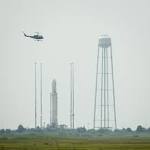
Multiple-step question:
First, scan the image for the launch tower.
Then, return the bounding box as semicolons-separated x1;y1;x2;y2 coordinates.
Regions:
50;79;58;127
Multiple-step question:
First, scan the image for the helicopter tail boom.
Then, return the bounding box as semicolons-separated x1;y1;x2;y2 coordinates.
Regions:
23;32;30;37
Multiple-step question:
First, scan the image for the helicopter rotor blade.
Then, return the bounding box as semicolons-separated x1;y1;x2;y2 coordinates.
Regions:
35;32;39;35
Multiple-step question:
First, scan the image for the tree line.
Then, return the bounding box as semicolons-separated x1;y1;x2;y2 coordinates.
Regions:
0;124;150;136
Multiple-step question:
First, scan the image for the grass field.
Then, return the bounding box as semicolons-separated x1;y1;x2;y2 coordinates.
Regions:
0;134;150;150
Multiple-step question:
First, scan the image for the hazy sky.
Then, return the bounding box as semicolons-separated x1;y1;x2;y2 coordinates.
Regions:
0;0;150;129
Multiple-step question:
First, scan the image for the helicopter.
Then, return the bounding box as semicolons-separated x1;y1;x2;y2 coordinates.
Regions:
23;32;44;41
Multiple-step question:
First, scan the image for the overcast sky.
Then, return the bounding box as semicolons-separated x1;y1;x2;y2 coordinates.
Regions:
0;0;150;129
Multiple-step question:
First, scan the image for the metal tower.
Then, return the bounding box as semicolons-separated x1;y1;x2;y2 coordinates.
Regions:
50;79;58;127
34;62;37;128
93;35;117;129
70;63;74;128
49;92;52;125
40;63;43;128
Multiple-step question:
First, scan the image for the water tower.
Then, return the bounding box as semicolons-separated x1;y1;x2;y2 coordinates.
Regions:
93;35;117;129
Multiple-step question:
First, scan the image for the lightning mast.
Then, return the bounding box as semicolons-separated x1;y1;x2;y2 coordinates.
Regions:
34;62;37;128
70;63;74;128
40;63;43;128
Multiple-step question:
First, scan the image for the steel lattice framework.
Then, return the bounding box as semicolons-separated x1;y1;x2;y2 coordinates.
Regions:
93;35;117;129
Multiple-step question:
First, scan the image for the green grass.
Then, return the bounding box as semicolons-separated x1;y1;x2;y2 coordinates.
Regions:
0;135;150;150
